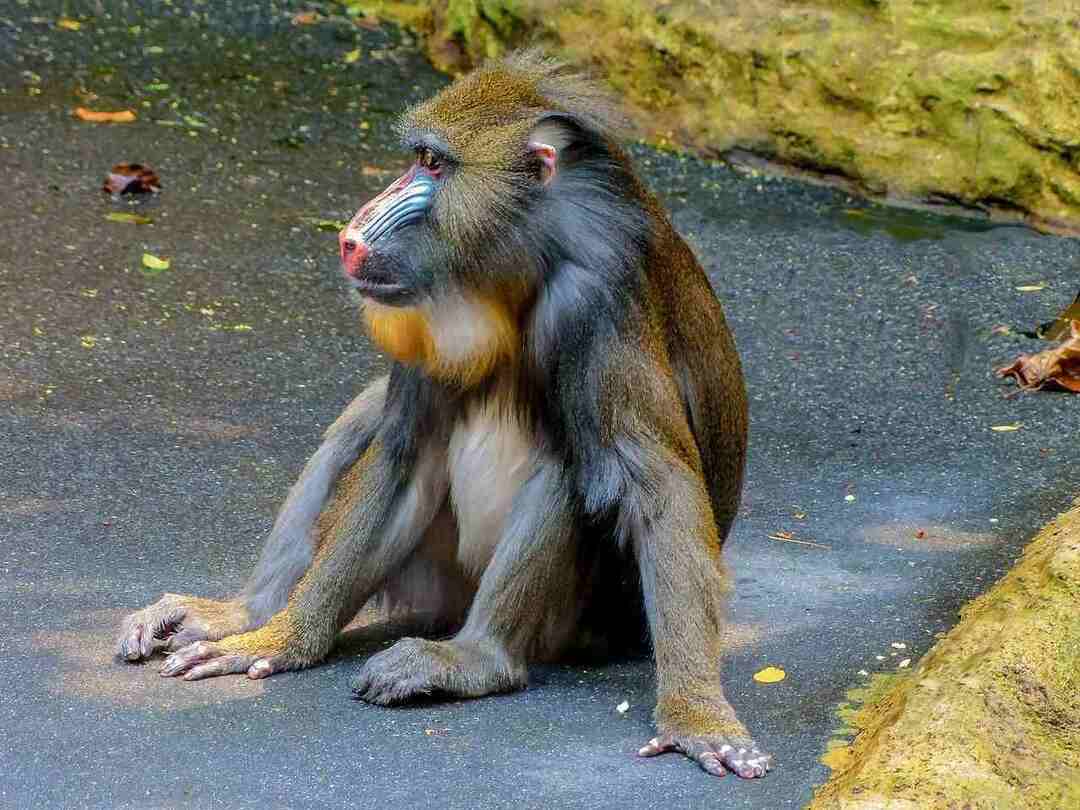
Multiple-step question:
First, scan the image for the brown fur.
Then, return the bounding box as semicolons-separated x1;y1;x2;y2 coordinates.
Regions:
116;51;765;780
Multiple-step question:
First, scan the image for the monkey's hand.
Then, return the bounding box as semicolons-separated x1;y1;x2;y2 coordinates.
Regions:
158;613;309;681
639;697;772;779
116;594;249;662
349;637;526;705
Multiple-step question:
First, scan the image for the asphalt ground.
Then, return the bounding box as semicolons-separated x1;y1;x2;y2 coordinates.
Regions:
1;3;1078;808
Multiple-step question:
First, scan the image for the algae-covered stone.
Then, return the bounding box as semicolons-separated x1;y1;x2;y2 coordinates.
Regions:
808;505;1080;810
357;0;1080;233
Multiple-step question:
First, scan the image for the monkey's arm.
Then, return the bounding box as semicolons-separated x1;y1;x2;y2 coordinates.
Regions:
115;377;387;661
158;435;449;680
630;446;770;779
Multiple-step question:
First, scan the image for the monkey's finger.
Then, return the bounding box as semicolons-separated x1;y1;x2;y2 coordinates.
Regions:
637;736;677;757
160;641;218;677
116;623;146;661
247;654;296;680
717;744;771;779
695;751;729;778
183;655;256;681
164;626;210;652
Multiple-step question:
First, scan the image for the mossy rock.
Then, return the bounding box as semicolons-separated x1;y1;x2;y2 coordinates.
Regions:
809;504;1080;810
353;0;1080;234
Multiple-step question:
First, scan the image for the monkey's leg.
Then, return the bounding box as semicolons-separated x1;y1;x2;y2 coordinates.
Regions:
632;452;771;779
116;379;387;662
157;439;449;681
350;463;577;704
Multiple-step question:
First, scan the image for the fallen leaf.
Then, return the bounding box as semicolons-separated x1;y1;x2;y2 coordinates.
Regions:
1016;282;1047;292
292;11;322;25
80;335;97;348
753;666;786;684
103;162;161;194
343;49;361;64
990;423;1022;432
105;213;153;225
354;16;382;31
1037;292;1080;342
615;700;629;714
75;107;136;123
142;253;170;272
57;18;82;31
996;321;1080;394
300;216;346;233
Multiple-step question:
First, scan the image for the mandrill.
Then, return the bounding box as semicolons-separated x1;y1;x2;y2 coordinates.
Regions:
116;51;769;779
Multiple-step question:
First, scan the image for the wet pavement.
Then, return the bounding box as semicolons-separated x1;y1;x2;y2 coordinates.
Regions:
1;3;1078;809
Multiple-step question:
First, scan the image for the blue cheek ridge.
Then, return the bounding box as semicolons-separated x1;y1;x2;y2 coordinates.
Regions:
359;173;437;245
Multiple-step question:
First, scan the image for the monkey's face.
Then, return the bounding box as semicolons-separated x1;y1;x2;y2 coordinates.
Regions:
338;147;447;307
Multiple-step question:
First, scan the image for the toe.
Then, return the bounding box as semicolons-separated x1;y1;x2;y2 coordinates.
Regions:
160;642;214;677
697;751;729;777
117;625;143;661
183;656;252;681
637;736;675;757
719;745;771;779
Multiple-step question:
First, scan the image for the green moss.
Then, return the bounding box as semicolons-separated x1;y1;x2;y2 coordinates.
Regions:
370;0;1080;233
809;506;1080;810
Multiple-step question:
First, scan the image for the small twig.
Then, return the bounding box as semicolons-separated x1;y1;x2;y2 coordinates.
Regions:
767;533;831;550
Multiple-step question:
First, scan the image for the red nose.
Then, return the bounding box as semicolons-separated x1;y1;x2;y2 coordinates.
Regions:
339;233;371;279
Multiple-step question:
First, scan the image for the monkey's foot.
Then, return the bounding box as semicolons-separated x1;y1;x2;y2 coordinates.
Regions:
638;731;772;779
350;637;525;705
116;594;249;662
159;618;304;681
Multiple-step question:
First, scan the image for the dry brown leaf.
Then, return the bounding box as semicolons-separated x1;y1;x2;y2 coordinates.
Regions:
995;320;1080;394
292;11;322;25
75;107;135;123
1040;293;1080;342
103;162;161;194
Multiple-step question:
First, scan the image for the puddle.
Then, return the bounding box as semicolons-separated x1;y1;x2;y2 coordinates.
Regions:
835;204;1000;242
861;522;999;551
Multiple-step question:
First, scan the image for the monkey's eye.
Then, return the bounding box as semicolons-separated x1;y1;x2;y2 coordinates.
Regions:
416;147;442;174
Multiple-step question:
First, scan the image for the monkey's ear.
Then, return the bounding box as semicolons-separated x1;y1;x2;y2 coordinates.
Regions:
527;140;558;185
528;113;594;186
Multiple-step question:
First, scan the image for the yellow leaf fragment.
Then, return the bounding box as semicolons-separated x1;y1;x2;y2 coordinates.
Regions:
142;253;170;271
105;212;152;225
343;49;361;64
80;335;97;348
990;423;1021;432
753;666;786;684
1016;282;1047;292
57;18;82;31
75;107;136;123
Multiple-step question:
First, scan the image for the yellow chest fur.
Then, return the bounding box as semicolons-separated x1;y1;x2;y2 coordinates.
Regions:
362;295;519;386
